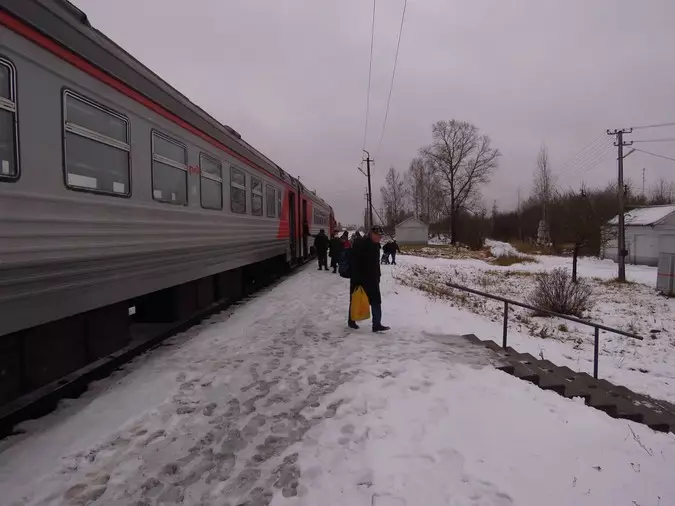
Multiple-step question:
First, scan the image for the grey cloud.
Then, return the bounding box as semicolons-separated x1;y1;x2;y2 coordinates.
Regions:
73;0;675;223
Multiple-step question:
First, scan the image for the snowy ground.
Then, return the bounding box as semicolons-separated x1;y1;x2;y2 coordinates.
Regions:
395;245;675;405
1;264;675;505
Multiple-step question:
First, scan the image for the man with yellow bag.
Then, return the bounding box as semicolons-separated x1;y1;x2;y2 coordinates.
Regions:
348;225;390;332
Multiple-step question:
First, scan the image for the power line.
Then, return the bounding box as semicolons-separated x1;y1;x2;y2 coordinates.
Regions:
633;148;675;164
628;121;675;131
632;138;675;143
361;0;377;155
554;133;612;178
375;0;408;159
556;136;615;180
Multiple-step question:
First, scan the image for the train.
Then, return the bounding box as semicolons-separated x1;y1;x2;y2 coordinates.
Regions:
0;0;336;407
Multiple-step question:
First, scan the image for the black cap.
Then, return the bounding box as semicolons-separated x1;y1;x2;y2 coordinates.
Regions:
371;225;384;234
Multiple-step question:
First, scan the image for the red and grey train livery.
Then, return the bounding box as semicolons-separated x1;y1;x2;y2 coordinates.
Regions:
0;0;336;406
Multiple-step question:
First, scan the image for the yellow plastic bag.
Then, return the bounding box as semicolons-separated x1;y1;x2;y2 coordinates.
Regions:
350;286;370;322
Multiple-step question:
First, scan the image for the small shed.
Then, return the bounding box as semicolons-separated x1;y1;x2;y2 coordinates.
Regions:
602;205;675;266
395;217;429;245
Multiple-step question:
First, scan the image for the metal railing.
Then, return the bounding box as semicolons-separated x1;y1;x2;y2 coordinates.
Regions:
444;281;643;379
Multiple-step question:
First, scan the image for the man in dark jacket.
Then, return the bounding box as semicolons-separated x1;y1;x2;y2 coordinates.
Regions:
313;229;329;271
348;225;390;332
389;239;401;265
329;232;344;273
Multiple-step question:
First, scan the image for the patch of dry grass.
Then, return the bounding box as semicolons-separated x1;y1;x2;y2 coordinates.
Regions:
510;240;557;256
400;243;489;260
491;254;537;266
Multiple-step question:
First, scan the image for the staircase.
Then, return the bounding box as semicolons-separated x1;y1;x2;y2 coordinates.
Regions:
462;334;675;433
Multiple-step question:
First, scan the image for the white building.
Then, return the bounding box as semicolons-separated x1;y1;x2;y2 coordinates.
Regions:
602;205;675;266
395;217;429;245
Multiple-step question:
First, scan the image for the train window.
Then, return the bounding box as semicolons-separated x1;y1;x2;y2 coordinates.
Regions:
199;153;222;210
63;92;130;195
251;177;263;216
151;131;188;204
0;58;18;180
230;167;246;214
266;184;276;218
277;190;282;217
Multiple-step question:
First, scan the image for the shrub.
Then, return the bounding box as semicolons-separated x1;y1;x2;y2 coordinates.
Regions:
529;268;592;317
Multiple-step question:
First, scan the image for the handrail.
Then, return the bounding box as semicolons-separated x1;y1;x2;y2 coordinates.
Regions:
443;280;643;379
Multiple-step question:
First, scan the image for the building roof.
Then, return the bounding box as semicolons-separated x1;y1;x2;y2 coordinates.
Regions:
607;205;675;226
395;217;428;228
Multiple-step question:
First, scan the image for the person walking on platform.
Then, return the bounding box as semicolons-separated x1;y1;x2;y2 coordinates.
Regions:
349;225;390;332
314;229;329;271
389;239;401;265
329;231;344;273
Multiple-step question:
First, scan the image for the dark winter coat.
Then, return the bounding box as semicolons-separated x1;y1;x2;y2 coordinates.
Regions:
329;237;343;258
351;237;381;287
313;232;329;254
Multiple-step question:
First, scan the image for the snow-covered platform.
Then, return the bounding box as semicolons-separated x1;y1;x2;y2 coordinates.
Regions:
1;266;674;506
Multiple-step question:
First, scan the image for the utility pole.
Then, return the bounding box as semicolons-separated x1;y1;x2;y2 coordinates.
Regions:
642;168;646;199
358;150;374;231
607;128;633;282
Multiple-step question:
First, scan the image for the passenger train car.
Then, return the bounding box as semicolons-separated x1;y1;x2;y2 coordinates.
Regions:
0;0;335;406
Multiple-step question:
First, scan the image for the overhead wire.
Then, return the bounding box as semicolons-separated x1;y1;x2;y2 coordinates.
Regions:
554;134;614;180
628;121;675;131
361;0;377;156
633;148;675;164
375;0;408;160
631;138;675;143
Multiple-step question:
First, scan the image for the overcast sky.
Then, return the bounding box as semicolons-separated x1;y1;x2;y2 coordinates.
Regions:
72;0;675;225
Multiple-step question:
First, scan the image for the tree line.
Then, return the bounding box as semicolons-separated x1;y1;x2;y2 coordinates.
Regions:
381;122;675;254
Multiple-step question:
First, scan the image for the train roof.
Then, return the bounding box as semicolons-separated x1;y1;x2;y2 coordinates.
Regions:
3;0;325;198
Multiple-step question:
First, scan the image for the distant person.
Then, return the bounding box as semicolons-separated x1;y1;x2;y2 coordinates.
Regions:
349;225;390;332
329;231;344;273
389;239;401;265
313;229;329;271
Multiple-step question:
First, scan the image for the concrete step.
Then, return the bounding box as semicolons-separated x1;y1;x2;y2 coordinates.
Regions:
512;364;541;385
537;372;568;395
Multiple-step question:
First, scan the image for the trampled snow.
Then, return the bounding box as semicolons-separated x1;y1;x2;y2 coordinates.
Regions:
1;261;674;505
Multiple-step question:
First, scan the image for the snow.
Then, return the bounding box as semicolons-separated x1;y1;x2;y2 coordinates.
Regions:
485;238;524;258
607;204;675;226
395;244;675;404
1;262;674;505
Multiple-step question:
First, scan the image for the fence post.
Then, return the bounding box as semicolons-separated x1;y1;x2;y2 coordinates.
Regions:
502;301;509;349
593;327;599;379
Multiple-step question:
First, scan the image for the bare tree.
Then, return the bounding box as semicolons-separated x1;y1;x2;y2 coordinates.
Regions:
406;157;443;223
649;178;675;205
533;144;555;204
420;120;500;244
380;167;406;228
532;144;555;244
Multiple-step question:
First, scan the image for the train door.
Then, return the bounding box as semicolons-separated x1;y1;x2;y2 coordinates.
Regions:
288;191;297;262
302;199;309;259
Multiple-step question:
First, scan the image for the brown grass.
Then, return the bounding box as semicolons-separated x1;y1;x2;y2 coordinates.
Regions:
492;254;537;266
510;240;557;256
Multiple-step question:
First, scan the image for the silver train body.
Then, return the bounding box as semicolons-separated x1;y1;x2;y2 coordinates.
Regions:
0;0;335;338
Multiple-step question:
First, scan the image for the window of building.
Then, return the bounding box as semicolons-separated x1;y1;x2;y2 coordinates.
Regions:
200;153;222;210
230;167;247;213
266;184;276;218
251;177;263;216
63;91;130;194
151;131;187;204
0;58;18;180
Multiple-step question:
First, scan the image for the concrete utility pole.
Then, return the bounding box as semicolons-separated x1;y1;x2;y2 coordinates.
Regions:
642;168;646;198
358;150;374;231
607;128;633;282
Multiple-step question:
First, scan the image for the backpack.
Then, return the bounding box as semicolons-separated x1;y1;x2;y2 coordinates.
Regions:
338;248;352;278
